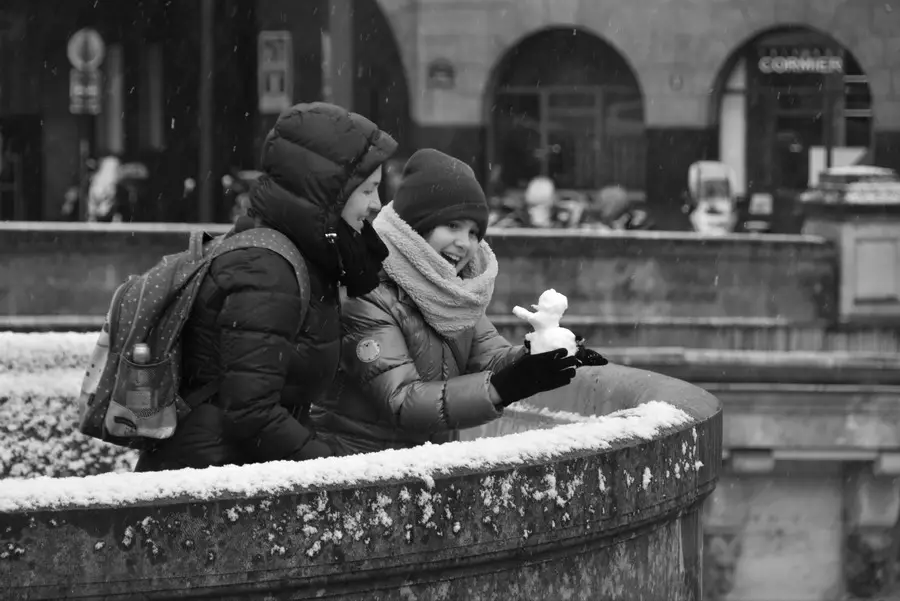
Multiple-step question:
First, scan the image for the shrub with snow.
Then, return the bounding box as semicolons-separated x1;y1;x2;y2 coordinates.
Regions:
0;333;696;487
0;368;137;478
0;332;94;371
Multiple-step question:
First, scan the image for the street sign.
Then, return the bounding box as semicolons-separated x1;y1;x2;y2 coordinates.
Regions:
69;68;102;115
258;31;293;114
67;28;105;71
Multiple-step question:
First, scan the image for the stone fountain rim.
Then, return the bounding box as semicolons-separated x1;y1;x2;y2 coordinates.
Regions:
0;400;717;515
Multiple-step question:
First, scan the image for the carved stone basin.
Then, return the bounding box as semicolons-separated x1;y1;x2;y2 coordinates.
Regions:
0;364;722;600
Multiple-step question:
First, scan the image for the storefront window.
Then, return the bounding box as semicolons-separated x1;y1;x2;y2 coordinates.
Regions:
741;28;873;192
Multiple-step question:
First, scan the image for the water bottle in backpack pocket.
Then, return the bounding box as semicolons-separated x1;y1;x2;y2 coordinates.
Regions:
103;343;181;440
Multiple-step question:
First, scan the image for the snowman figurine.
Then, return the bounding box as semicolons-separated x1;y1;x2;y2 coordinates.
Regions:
513;289;577;356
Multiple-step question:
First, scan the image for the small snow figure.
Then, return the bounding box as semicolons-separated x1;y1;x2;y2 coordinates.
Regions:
513;289;577;356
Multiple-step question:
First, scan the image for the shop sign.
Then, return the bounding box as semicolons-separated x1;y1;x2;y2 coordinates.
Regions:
67;28;105;71
258;31;293;114
758;53;843;75
69;68;101;115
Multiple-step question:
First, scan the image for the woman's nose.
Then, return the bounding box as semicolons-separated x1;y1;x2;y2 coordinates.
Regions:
367;194;382;211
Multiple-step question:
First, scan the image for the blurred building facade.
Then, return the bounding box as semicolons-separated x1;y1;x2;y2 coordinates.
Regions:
0;0;898;226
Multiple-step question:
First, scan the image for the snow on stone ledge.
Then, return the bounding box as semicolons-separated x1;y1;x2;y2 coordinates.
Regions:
0;401;692;514
508;402;596;424
0;331;96;370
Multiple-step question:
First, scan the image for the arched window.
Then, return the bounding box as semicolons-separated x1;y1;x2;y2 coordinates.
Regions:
487;29;645;195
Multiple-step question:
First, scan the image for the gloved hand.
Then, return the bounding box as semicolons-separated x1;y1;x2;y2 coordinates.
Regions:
575;335;609;366
490;348;578;408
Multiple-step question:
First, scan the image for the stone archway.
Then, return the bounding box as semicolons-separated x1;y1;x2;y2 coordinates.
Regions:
712;25;875;198
484;27;645;195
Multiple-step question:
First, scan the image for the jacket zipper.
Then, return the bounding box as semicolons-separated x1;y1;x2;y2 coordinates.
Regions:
326;228;344;382
325;228;345;278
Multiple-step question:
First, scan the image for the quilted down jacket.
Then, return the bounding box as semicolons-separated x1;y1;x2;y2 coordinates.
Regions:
310;278;526;456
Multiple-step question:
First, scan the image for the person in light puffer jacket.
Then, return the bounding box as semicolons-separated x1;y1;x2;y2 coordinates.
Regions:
311;149;605;456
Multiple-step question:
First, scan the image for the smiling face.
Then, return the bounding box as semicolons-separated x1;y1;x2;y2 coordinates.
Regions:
341;166;383;231
425;218;480;274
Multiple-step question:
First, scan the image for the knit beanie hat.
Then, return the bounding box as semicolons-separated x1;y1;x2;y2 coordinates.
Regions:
392;149;489;240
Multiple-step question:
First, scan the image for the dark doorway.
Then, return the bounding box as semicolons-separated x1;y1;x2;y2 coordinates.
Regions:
0;116;43;221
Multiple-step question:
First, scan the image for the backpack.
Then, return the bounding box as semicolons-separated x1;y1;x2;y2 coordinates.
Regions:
76;227;310;449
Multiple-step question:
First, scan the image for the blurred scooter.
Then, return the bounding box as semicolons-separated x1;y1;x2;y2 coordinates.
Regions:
684;161;738;235
62;155;148;222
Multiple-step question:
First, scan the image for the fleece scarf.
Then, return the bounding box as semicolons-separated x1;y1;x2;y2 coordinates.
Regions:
372;202;498;335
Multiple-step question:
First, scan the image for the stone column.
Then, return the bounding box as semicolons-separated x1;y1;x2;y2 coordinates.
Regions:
701;477;750;601
843;462;900;598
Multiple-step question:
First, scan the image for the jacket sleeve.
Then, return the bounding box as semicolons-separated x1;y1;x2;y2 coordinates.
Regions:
341;288;502;433
466;314;527;373
210;248;325;463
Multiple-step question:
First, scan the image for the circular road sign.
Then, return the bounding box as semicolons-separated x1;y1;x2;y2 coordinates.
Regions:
67;28;106;71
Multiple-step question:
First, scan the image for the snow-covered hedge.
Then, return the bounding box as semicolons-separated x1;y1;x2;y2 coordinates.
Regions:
0;332;698;487
0;331;95;371
0;368;138;478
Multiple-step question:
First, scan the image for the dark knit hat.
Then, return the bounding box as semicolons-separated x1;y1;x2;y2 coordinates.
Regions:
392;149;489;240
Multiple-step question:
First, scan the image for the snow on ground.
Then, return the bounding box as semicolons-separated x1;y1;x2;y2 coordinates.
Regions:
0;400;692;513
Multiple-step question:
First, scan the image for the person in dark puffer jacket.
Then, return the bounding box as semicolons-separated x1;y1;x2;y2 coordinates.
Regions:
134;102;398;472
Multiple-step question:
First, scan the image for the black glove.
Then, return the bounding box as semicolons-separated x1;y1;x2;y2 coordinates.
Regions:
490;348;578;407
575;335;609;366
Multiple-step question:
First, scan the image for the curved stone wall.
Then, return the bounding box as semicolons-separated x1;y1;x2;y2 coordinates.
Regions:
1;349;721;599
0;222;833;326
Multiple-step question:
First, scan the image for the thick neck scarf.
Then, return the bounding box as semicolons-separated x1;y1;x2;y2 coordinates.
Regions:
373;202;498;335
333;218;389;298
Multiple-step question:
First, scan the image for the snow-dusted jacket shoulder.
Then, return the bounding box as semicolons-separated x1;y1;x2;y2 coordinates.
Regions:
311;278;525;456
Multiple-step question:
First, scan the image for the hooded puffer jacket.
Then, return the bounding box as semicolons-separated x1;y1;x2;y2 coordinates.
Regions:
310;278;526;456
135;103;397;472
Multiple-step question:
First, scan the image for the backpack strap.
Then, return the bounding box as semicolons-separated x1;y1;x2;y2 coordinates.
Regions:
182;379;220;410
207;228;311;326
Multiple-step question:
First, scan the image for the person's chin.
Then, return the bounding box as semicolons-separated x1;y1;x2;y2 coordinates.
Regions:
340;217;365;232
